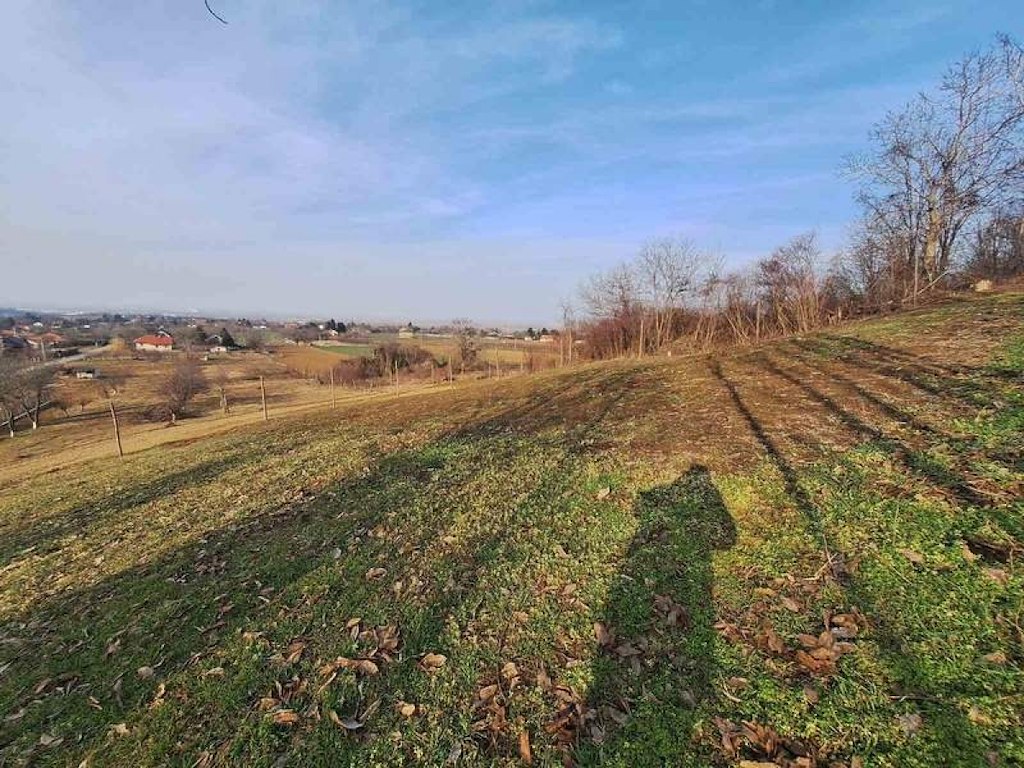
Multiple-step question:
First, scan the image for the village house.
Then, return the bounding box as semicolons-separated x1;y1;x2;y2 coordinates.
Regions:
134;332;174;352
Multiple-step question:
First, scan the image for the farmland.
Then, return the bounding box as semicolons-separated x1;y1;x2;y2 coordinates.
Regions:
0;293;1022;767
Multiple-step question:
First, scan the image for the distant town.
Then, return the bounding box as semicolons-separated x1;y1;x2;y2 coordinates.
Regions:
0;307;560;361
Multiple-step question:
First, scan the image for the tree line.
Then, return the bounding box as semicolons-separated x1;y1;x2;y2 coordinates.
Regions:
572;36;1024;360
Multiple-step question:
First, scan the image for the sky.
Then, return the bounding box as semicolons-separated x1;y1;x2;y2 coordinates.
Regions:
2;1;1021;324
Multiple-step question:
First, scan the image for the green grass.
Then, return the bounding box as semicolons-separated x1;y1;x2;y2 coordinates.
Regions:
1;295;1022;767
315;343;375;358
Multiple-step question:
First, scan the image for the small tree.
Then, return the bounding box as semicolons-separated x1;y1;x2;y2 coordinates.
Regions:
17;366;55;430
212;367;231;414
0;358;21;437
452;319;477;372
158;359;208;421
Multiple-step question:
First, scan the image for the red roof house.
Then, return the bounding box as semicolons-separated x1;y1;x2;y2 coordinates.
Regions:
134;334;174;352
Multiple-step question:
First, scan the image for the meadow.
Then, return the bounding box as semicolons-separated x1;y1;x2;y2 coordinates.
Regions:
0;294;1021;767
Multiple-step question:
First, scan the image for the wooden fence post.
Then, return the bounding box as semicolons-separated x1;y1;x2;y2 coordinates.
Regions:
260;376;268;421
330;367;336;409
109;400;123;459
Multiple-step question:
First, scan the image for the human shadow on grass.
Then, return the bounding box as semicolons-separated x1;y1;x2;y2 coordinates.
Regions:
576;466;736;767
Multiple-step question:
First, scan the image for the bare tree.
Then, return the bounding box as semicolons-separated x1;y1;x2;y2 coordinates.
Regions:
636;237;702;352
0;358;21;437
848;37;1024;301
17;366;55;430
213;367;231;415
158;359;208;421
756;232;825;334
559;299;578;365
451;319;477;373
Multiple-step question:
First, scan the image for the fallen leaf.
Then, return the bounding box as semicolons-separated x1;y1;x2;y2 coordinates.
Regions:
901;549;925;565
518;729;533;764
983;650;1008;665
284;641;305;664
272;709;300;726
984;568;1009;586
354;659;380;676
136;666;155;680
475;684;499;704
365;567;387;580
593;622;612;647
595;487;611;500
780;596;802;613
419;652;447;673
109;722;130;737
396;701;417;718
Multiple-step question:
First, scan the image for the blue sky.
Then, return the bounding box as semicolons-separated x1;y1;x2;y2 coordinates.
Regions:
2;1;1020;324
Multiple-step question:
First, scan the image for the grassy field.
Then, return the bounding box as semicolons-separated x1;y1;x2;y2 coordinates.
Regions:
314;343;376;358
1;294;1022;767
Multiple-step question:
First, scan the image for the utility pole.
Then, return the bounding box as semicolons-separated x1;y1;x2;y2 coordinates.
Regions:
260;376;268;421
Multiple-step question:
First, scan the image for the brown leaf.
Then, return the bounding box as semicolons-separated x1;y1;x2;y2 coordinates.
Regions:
535;667;552;691
761;626;785;655
136;666;156;681
518;729;533;764
109;722;130;737
419;652;447;673
365;567;387;581
284;641;306;664
354;659;380;676
780;596;802;613
595;487;611;500
396;700;417;718
983;650;1008;665
593;622;612;647
984;568;1009;586
803;685;819;705
271;709;300;726
476;684;499;704
901;549;925;565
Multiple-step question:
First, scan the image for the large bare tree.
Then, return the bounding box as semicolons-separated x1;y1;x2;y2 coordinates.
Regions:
848;37;1024;300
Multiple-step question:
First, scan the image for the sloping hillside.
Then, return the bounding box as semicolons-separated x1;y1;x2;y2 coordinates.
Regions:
1;294;1022;767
